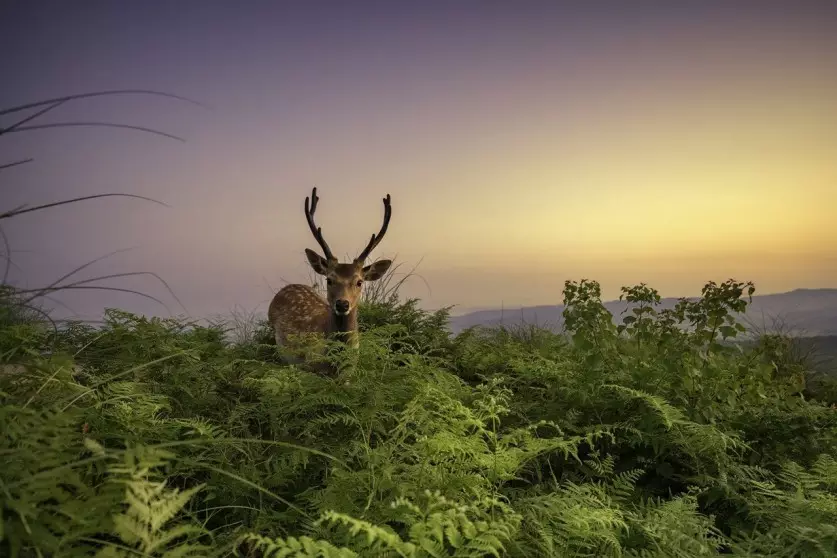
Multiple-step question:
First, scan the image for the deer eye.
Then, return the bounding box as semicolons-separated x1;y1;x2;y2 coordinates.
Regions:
326;278;333;286
356;280;363;287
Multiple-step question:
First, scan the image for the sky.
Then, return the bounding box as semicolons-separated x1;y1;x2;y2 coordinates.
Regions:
1;1;836;321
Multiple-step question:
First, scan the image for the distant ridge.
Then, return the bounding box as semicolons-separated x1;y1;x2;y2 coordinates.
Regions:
447;288;837;336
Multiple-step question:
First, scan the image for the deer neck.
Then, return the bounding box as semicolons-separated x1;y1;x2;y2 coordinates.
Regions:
328;308;358;345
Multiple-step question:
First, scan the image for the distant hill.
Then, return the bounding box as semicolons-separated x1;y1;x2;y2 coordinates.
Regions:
447;288;837;337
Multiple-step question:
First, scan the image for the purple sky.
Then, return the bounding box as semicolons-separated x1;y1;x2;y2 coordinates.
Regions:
2;1;836;322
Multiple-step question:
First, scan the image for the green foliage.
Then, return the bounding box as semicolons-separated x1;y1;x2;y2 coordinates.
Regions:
3;279;837;557
359;294;453;357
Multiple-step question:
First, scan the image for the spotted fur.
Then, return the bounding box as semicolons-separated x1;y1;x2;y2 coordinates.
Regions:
267;188;393;373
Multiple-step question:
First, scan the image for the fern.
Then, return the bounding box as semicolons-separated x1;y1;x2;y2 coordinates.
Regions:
94;444;210;557
238;533;358;557
3;276;837;556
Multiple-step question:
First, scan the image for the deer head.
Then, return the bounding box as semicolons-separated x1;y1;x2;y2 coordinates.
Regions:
303;187;393;319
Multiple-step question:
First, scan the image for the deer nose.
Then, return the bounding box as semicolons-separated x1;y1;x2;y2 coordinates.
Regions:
334;299;350;314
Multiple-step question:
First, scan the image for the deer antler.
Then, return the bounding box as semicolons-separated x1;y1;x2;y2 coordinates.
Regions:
305;187;336;262
355;193;392;263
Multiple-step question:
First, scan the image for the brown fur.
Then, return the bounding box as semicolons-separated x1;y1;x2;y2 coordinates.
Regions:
267;188;393;373
268;284;330;345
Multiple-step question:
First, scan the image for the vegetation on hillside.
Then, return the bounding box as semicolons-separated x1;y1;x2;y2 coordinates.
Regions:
2;274;837;557
4;90;837;557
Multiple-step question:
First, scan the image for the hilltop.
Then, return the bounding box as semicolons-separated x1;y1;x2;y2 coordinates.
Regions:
4;278;837;556
449;288;837;336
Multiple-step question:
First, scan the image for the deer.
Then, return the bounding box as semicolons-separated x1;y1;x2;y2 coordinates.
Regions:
267;187;393;371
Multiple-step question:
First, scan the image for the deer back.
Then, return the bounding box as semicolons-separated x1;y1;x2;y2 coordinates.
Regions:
268;284;330;344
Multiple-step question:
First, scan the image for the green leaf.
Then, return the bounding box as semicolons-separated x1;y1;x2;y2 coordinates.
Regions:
719;325;737;339
83;437;106;457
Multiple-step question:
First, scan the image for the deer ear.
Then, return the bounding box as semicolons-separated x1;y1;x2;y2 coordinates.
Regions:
305;249;330;275
362;259;392;281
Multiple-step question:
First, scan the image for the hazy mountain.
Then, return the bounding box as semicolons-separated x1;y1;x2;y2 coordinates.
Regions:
447;288;837;336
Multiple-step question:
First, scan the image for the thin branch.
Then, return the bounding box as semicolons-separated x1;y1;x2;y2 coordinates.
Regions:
22;285;172;313
0;89;207;117
0;193;168;220
389;254;431;297
19;247;138;304
25;271;188;315
0;100;67;135
1;204;27;217
4;299;60;338
0;158;34;171
0;252;24;274
6;122;186;142
0;224;11;284
37;293;80;317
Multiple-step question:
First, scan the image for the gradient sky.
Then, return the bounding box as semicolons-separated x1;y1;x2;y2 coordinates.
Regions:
2;1;836;321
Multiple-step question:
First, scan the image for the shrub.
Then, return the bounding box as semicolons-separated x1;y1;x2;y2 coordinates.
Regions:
3;275;837;557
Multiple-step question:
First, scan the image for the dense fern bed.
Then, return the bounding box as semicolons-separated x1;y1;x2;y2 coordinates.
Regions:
2;279;837;557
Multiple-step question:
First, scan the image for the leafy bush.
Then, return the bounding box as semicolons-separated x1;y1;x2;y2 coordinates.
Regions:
3;277;837;557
